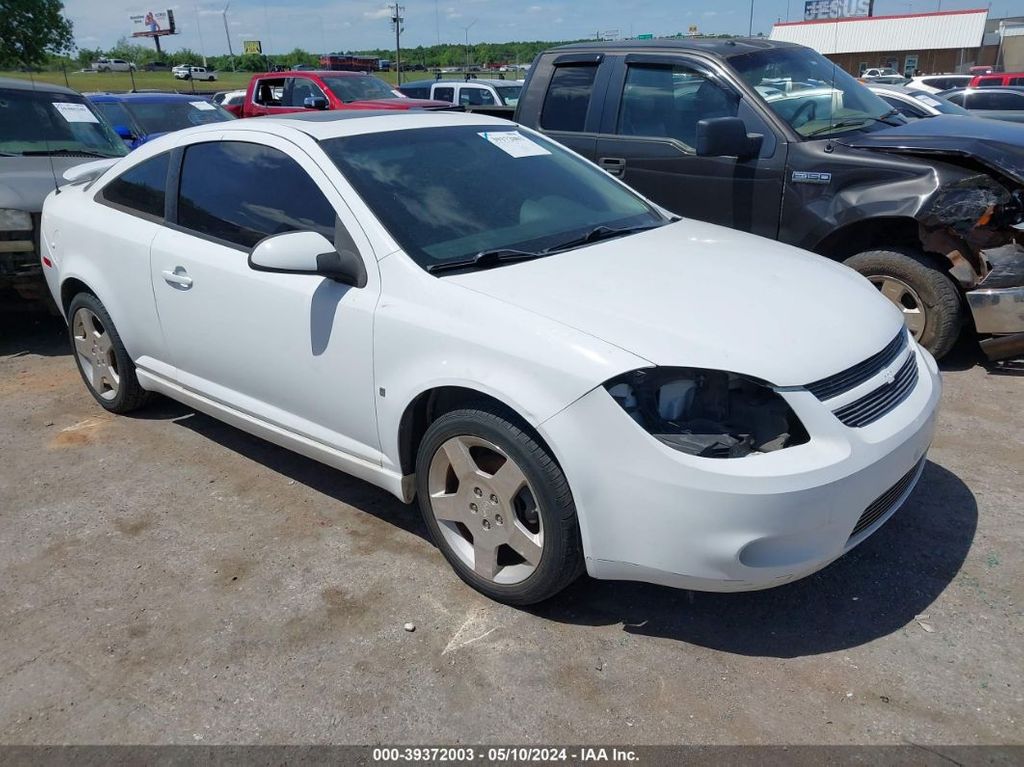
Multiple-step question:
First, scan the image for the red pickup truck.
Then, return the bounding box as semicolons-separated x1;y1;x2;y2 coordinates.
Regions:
232;70;449;117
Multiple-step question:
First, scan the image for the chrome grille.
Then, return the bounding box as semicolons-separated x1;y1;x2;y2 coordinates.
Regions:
833;353;918;428
806;328;908;401
849;460;923;540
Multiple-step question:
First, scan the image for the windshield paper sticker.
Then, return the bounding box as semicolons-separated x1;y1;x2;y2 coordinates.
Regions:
190;100;216;110
479;131;551;158
52;102;99;123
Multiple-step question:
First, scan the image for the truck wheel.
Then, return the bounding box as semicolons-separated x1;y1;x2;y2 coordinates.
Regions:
415;405;584;605
844;248;963;360
67;293;150;414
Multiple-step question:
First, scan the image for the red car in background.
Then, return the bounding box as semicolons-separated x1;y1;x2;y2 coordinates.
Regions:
969;72;1024;88
239;70;449;118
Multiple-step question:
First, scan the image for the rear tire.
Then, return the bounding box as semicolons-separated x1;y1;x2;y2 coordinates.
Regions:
415;405;584;605
67;293;150;414
844;248;963;360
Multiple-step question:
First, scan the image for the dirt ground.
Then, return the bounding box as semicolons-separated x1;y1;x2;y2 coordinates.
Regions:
1;312;1021;746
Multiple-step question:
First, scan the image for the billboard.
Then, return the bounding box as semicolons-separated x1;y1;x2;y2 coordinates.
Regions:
243;40;263;55
803;0;873;21
129;9;177;38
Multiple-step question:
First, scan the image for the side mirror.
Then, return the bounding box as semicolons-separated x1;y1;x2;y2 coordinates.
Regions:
113;124;134;141
303;95;329;110
695;117;763;161
248;231;367;288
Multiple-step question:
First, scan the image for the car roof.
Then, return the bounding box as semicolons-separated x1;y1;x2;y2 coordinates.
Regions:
257;70;368;77
947;86;1024;94
169;109;515;142
87;92;213;103
866;83;917;95
548;37;800;59
402;78;524;87
0;76;79;96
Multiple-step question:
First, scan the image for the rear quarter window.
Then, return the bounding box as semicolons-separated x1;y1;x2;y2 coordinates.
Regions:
99;152;170;220
540;64;598;132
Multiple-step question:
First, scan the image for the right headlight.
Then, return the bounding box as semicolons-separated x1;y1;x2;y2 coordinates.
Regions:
604;367;809;459
0;209;33;231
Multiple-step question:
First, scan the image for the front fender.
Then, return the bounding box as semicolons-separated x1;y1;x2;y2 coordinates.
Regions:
373;254;646;475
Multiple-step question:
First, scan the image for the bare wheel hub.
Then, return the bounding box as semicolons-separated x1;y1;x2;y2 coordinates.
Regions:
427;435;544;585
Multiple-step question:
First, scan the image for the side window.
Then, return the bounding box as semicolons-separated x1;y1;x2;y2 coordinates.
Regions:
617;63;738;149
944;91;965;106
176;141;336;249
254;78;287;106
540;64;598;132
1011;77;1024;87
399;84;430;99
459;87;496;106
969;92;1022;110
100;152;169;220
433;86;454;102
288;78;325;107
977;77;1000;88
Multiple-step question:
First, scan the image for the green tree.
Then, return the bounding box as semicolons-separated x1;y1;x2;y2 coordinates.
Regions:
0;0;74;69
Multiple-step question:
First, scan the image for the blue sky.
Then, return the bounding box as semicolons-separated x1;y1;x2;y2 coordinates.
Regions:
65;0;1018;55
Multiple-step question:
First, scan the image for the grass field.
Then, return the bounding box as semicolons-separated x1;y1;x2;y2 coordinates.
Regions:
1;69;255;94
1;68;508;96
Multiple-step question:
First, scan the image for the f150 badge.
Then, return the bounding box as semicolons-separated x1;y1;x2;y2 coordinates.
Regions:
792;171;832;185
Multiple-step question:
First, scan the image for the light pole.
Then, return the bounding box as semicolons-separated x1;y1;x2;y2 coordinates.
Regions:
462;18;477;73
222;2;235;70
195;4;207;68
390;3;405;85
748;0;755;37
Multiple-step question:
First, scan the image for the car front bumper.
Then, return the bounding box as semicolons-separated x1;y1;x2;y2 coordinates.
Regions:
539;346;941;592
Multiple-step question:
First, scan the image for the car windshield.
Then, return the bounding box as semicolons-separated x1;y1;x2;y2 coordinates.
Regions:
123;100;234;134
321;125;664;271
0;88;126;157
909;90;969;115
321;75;399;102
496;85;523;106
731;47;904;138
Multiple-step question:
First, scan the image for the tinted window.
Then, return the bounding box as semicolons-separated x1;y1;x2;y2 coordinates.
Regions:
322;126;660;270
540;64;598;132
944;91;965;105
433;86;455;102
968;91;1024;110
1011;77;1024;87
321;75;397;102
976;78;1000;87
399;83;431;99
101;152;169;219
618;63;739;148
177;141;336;248
459;87;496;106
125;100;233;133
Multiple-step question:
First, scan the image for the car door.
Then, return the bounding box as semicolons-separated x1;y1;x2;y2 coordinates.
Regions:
593;54;786;238
149;133;382;462
249;76;297;116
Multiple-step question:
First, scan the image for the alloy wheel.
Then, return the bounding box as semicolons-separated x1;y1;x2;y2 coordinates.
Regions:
868;275;926;338
72;307;120;401
426;435;544;585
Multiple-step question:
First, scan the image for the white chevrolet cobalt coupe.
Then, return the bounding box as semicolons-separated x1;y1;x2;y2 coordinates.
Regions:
41;112;941;604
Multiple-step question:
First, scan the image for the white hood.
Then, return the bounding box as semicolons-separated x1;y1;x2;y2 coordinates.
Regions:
448;220;905;387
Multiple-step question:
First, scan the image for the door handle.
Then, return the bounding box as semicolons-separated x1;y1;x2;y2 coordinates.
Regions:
598;157;626;176
162;267;193;289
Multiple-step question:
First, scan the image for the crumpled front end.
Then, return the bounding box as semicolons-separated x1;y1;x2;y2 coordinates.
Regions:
918;173;1024;359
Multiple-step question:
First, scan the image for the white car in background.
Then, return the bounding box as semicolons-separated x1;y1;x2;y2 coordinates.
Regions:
866;83;971;119
173;66;217;81
907;74;972;93
92;58;136;72
40;113;940;604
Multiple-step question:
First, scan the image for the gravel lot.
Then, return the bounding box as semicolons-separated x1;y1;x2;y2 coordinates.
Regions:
1;312;1021;745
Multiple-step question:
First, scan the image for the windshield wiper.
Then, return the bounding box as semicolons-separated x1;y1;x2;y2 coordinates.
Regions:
20;149;111;158
542;222;665;254
427;248;545;274
804;109;903;137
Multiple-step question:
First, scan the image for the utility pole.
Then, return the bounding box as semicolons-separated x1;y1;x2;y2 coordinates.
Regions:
390;3;405;85
222;2;235;71
462;19;477;73
748;0;755;36
195;4;208;68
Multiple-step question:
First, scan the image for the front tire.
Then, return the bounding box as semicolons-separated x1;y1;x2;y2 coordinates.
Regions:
844;248;963;360
415;406;584;605
67;293;150;414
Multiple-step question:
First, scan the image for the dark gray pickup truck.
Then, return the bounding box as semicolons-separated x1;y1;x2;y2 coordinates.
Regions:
0;78;126;308
500;39;1024;361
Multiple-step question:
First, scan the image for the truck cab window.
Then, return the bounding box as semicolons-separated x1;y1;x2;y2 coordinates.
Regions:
618;64;739;149
540;64;598;132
